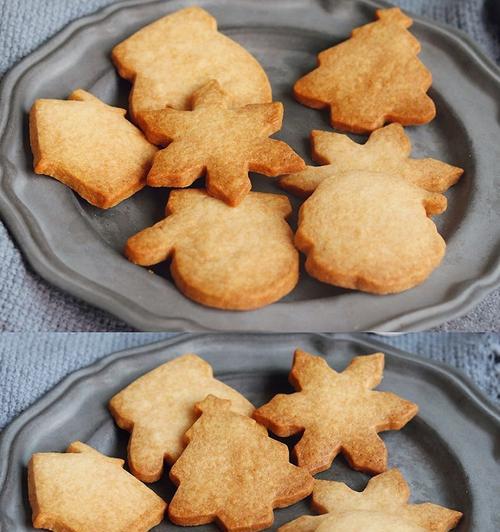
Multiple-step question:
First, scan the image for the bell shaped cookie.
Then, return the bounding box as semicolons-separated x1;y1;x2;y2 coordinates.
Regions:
112;6;272;120
295;170;447;294
254;350;418;475
279;469;462;532
29;89;157;208
139;80;304;206
294;8;435;133
281;125;463;197
169;395;314;531
109;353;255;482
28;442;166;532
125;189;299;309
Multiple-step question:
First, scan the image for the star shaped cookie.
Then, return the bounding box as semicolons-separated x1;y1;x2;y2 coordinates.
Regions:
28;442;166;532
254;350;418;474
139;80;305;205
281;124;463;197
279;469;463;532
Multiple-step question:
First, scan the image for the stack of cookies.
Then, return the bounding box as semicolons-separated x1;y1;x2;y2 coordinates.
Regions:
29;6;463;309
28;350;463;531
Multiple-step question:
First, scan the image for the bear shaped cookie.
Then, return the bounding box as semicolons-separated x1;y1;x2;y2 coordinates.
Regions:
294;170;447;294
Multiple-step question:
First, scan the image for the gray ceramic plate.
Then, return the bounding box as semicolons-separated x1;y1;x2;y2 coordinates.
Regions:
0;333;499;530
0;0;499;332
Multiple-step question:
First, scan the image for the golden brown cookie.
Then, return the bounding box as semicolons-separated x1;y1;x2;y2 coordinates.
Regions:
281;125;463;197
138;80;304;206
294;8;435;133
254;350;418;475
279;470;463;532
283;511;428;531
112;6;272;120
294;170;447;294
109;354;255;482
168;395;314;531
29;89;157;208
125;189;299;309
28;441;166;532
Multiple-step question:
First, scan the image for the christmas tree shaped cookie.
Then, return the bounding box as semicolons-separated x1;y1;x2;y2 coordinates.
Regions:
112;6;272;120
279;470;462;531
139;80;304;206
294;170;447;294
168;395;314;531
28;441;166;531
254;350;418;474
294;8;435;133
29;89;157;208
281;124;463;197
125;189;298;309
109;354;255;482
